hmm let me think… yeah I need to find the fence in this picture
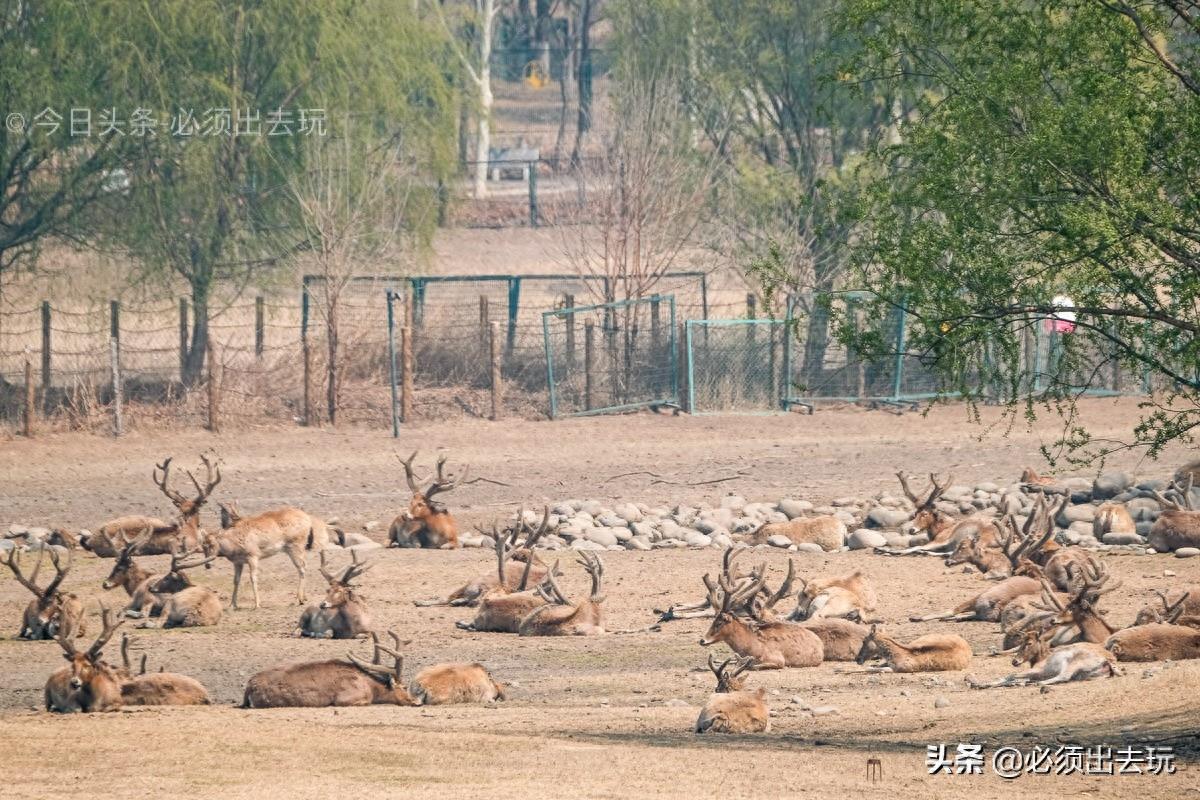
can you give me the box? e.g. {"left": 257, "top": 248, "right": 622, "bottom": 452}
{"left": 686, "top": 319, "right": 788, "bottom": 414}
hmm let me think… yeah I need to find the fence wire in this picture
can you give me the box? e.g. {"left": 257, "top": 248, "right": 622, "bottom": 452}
{"left": 686, "top": 320, "right": 787, "bottom": 414}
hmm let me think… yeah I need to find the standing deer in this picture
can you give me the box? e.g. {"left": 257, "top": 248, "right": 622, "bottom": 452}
{"left": 409, "top": 663, "right": 507, "bottom": 705}
{"left": 854, "top": 625, "right": 972, "bottom": 672}
{"left": 204, "top": 502, "right": 332, "bottom": 609}
{"left": 695, "top": 655, "right": 769, "bottom": 734}
{"left": 298, "top": 550, "right": 374, "bottom": 639}
{"left": 459, "top": 516, "right": 556, "bottom": 633}
{"left": 699, "top": 570, "right": 823, "bottom": 668}
{"left": 1148, "top": 476, "right": 1200, "bottom": 552}
{"left": 968, "top": 629, "right": 1119, "bottom": 688}
{"left": 243, "top": 632, "right": 420, "bottom": 708}
{"left": 388, "top": 452, "right": 470, "bottom": 549}
{"left": 518, "top": 552, "right": 607, "bottom": 636}
{"left": 2, "top": 548, "right": 83, "bottom": 640}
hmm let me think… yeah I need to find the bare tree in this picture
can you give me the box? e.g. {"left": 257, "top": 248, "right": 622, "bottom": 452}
{"left": 288, "top": 128, "right": 425, "bottom": 423}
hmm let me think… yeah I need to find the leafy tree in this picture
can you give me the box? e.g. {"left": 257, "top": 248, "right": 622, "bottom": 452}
{"left": 840, "top": 0, "right": 1200, "bottom": 462}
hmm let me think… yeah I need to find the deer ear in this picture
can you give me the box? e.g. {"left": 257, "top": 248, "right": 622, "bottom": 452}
{"left": 62, "top": 652, "right": 72, "bottom": 661}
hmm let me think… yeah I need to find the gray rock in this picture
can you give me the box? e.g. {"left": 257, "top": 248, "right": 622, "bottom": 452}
{"left": 778, "top": 499, "right": 813, "bottom": 519}
{"left": 834, "top": 510, "right": 858, "bottom": 527}
{"left": 663, "top": 698, "right": 690, "bottom": 708}
{"left": 1126, "top": 498, "right": 1161, "bottom": 521}
{"left": 1102, "top": 531, "right": 1142, "bottom": 546}
{"left": 867, "top": 507, "right": 911, "bottom": 530}
{"left": 1070, "top": 490, "right": 1092, "bottom": 505}
{"left": 907, "top": 533, "right": 930, "bottom": 546}
{"left": 976, "top": 481, "right": 1000, "bottom": 493}
{"left": 876, "top": 495, "right": 904, "bottom": 508}
{"left": 685, "top": 532, "right": 713, "bottom": 548}
{"left": 1136, "top": 479, "right": 1167, "bottom": 492}
{"left": 1068, "top": 521, "right": 1094, "bottom": 537}
{"left": 731, "top": 517, "right": 759, "bottom": 533}
{"left": 614, "top": 503, "right": 643, "bottom": 523}
{"left": 847, "top": 529, "right": 889, "bottom": 550}
{"left": 831, "top": 496, "right": 859, "bottom": 507}
{"left": 795, "top": 542, "right": 824, "bottom": 554}
{"left": 942, "top": 484, "right": 973, "bottom": 501}
{"left": 1174, "top": 547, "right": 1200, "bottom": 558}
{"left": 694, "top": 519, "right": 723, "bottom": 535}
{"left": 958, "top": 501, "right": 977, "bottom": 514}
{"left": 935, "top": 501, "right": 960, "bottom": 516}
{"left": 552, "top": 502, "right": 575, "bottom": 517}
{"left": 571, "top": 539, "right": 606, "bottom": 551}
{"left": 611, "top": 527, "right": 633, "bottom": 543}
{"left": 625, "top": 536, "right": 652, "bottom": 551}
{"left": 597, "top": 513, "right": 627, "bottom": 528}
{"left": 765, "top": 511, "right": 789, "bottom": 524}
{"left": 1063, "top": 477, "right": 1092, "bottom": 492}
{"left": 580, "top": 500, "right": 604, "bottom": 517}
{"left": 720, "top": 495, "right": 747, "bottom": 511}
{"left": 711, "top": 532, "right": 735, "bottom": 549}
{"left": 1059, "top": 504, "right": 1097, "bottom": 525}
{"left": 629, "top": 521, "right": 656, "bottom": 538}
{"left": 572, "top": 511, "right": 595, "bottom": 526}
{"left": 810, "top": 705, "right": 839, "bottom": 716}
{"left": 1093, "top": 471, "right": 1134, "bottom": 500}
{"left": 881, "top": 531, "right": 908, "bottom": 548}
{"left": 812, "top": 505, "right": 836, "bottom": 516}
{"left": 934, "top": 696, "right": 951, "bottom": 709}
{"left": 586, "top": 528, "right": 619, "bottom": 548}
{"left": 1136, "top": 520, "right": 1154, "bottom": 537}
{"left": 767, "top": 534, "right": 794, "bottom": 549}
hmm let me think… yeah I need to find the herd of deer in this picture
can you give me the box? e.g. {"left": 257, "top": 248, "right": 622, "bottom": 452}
{"left": 4, "top": 452, "right": 1200, "bottom": 735}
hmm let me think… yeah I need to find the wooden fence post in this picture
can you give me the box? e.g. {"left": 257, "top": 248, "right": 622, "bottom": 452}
{"left": 179, "top": 298, "right": 189, "bottom": 380}
{"left": 40, "top": 301, "right": 50, "bottom": 414}
{"left": 479, "top": 295, "right": 490, "bottom": 355}
{"left": 564, "top": 294, "right": 575, "bottom": 364}
{"left": 206, "top": 341, "right": 220, "bottom": 433}
{"left": 854, "top": 305, "right": 866, "bottom": 399}
{"left": 23, "top": 356, "right": 34, "bottom": 437}
{"left": 401, "top": 321, "right": 413, "bottom": 423}
{"left": 489, "top": 321, "right": 502, "bottom": 420}
{"left": 254, "top": 294, "right": 265, "bottom": 359}
{"left": 584, "top": 321, "right": 594, "bottom": 411}
{"left": 302, "top": 338, "right": 312, "bottom": 426}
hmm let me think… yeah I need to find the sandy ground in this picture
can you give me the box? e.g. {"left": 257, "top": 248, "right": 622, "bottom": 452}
{"left": 0, "top": 397, "right": 1198, "bottom": 799}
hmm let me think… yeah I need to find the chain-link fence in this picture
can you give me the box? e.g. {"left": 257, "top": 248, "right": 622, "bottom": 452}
{"left": 685, "top": 319, "right": 788, "bottom": 414}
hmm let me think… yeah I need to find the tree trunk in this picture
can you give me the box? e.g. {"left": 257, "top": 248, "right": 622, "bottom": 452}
{"left": 182, "top": 283, "right": 209, "bottom": 388}
{"left": 570, "top": 0, "right": 594, "bottom": 168}
{"left": 801, "top": 301, "right": 830, "bottom": 390}
{"left": 473, "top": 0, "right": 496, "bottom": 199}
{"left": 326, "top": 304, "right": 339, "bottom": 424}
{"left": 552, "top": 15, "right": 577, "bottom": 170}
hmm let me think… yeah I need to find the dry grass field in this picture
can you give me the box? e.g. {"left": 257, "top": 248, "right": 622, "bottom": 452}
{"left": 1, "top": 397, "right": 1197, "bottom": 798}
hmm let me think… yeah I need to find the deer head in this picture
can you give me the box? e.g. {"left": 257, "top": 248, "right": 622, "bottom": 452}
{"left": 344, "top": 631, "right": 419, "bottom": 705}
{"left": 708, "top": 653, "right": 756, "bottom": 693}
{"left": 102, "top": 530, "right": 152, "bottom": 591}
{"left": 57, "top": 602, "right": 125, "bottom": 701}
{"left": 897, "top": 472, "right": 953, "bottom": 533}
{"left": 1012, "top": 627, "right": 1055, "bottom": 667}
{"left": 151, "top": 546, "right": 217, "bottom": 594}
{"left": 995, "top": 494, "right": 1064, "bottom": 572}
{"left": 398, "top": 451, "right": 469, "bottom": 520}
{"left": 854, "top": 624, "right": 886, "bottom": 665}
{"left": 318, "top": 550, "right": 373, "bottom": 610}
{"left": 154, "top": 453, "right": 221, "bottom": 527}
{"left": 2, "top": 547, "right": 74, "bottom": 633}
{"left": 1135, "top": 590, "right": 1192, "bottom": 626}
{"left": 700, "top": 568, "right": 767, "bottom": 647}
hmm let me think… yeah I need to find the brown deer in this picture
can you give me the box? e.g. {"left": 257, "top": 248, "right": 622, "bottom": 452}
{"left": 789, "top": 569, "right": 879, "bottom": 622}
{"left": 945, "top": 497, "right": 1066, "bottom": 580}
{"left": 1148, "top": 476, "right": 1200, "bottom": 552}
{"left": 388, "top": 452, "right": 470, "bottom": 549}
{"left": 879, "top": 472, "right": 1001, "bottom": 556}
{"left": 49, "top": 603, "right": 127, "bottom": 713}
{"left": 655, "top": 547, "right": 758, "bottom": 622}
{"left": 1134, "top": 588, "right": 1200, "bottom": 628}
{"left": 968, "top": 628, "right": 1119, "bottom": 688}
{"left": 204, "top": 502, "right": 332, "bottom": 609}
{"left": 2, "top": 548, "right": 83, "bottom": 640}
{"left": 459, "top": 517, "right": 556, "bottom": 633}
{"left": 409, "top": 663, "right": 507, "bottom": 705}
{"left": 1034, "top": 558, "right": 1122, "bottom": 645}
{"left": 242, "top": 632, "right": 420, "bottom": 708}
{"left": 740, "top": 515, "right": 847, "bottom": 551}
{"left": 1093, "top": 502, "right": 1137, "bottom": 540}
{"left": 854, "top": 625, "right": 972, "bottom": 672}
{"left": 695, "top": 655, "right": 769, "bottom": 734}
{"left": 799, "top": 618, "right": 871, "bottom": 661}
{"left": 102, "top": 536, "right": 218, "bottom": 626}
{"left": 102, "top": 535, "right": 162, "bottom": 616}
{"left": 298, "top": 550, "right": 374, "bottom": 639}
{"left": 518, "top": 552, "right": 607, "bottom": 636}
{"left": 1105, "top": 621, "right": 1200, "bottom": 661}
{"left": 699, "top": 570, "right": 823, "bottom": 668}
{"left": 115, "top": 633, "right": 211, "bottom": 706}
{"left": 910, "top": 575, "right": 1043, "bottom": 623}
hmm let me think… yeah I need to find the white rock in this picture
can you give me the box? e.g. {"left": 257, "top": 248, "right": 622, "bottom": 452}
{"left": 585, "top": 528, "right": 619, "bottom": 548}
{"left": 795, "top": 542, "right": 824, "bottom": 554}
{"left": 767, "top": 534, "right": 793, "bottom": 549}
{"left": 778, "top": 499, "right": 813, "bottom": 519}
{"left": 847, "top": 529, "right": 888, "bottom": 550}
{"left": 685, "top": 531, "right": 712, "bottom": 548}
{"left": 1174, "top": 547, "right": 1200, "bottom": 558}
{"left": 720, "top": 495, "right": 747, "bottom": 511}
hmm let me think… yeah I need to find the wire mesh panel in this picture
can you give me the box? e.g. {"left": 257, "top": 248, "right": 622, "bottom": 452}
{"left": 686, "top": 319, "right": 788, "bottom": 414}
{"left": 543, "top": 295, "right": 678, "bottom": 417}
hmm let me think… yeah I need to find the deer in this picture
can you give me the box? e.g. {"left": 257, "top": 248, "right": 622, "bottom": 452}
{"left": 1134, "top": 588, "right": 1200, "bottom": 628}
{"left": 699, "top": 567, "right": 823, "bottom": 668}
{"left": 1033, "top": 558, "right": 1122, "bottom": 646}
{"left": 877, "top": 472, "right": 1001, "bottom": 556}
{"left": 204, "top": 501, "right": 333, "bottom": 609}
{"left": 789, "top": 569, "right": 879, "bottom": 622}
{"left": 1105, "top": 621, "right": 1200, "bottom": 661}
{"left": 655, "top": 547, "right": 759, "bottom": 622}
{"left": 101, "top": 535, "right": 218, "bottom": 626}
{"left": 909, "top": 575, "right": 1043, "bottom": 623}
{"left": 83, "top": 455, "right": 221, "bottom": 557}
{"left": 243, "top": 632, "right": 420, "bottom": 708}
{"left": 408, "top": 662, "right": 507, "bottom": 705}
{"left": 48, "top": 603, "right": 127, "bottom": 712}
{"left": 968, "top": 628, "right": 1119, "bottom": 688}
{"left": 459, "top": 517, "right": 557, "bottom": 633}
{"left": 798, "top": 618, "right": 871, "bottom": 661}
{"left": 854, "top": 625, "right": 972, "bottom": 672}
{"left": 945, "top": 496, "right": 1065, "bottom": 581}
{"left": 695, "top": 655, "right": 769, "bottom": 734}
{"left": 518, "top": 552, "right": 607, "bottom": 636}
{"left": 115, "top": 633, "right": 211, "bottom": 706}
{"left": 1148, "top": 475, "right": 1200, "bottom": 552}
{"left": 2, "top": 547, "right": 83, "bottom": 640}
{"left": 1093, "top": 502, "right": 1137, "bottom": 540}
{"left": 388, "top": 452, "right": 470, "bottom": 549}
{"left": 297, "top": 550, "right": 374, "bottom": 639}
{"left": 740, "top": 515, "right": 847, "bottom": 551}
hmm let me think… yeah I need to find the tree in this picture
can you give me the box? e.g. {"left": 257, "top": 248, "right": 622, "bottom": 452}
{"left": 840, "top": 0, "right": 1200, "bottom": 462}
{"left": 103, "top": 0, "right": 454, "bottom": 386}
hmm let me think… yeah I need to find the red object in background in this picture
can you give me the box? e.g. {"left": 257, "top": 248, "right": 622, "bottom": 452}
{"left": 1048, "top": 319, "right": 1076, "bottom": 334}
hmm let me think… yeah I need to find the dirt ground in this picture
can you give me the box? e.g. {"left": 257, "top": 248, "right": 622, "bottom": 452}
{"left": 0, "top": 397, "right": 1197, "bottom": 799}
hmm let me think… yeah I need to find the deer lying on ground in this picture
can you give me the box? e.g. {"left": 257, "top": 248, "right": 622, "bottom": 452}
{"left": 388, "top": 452, "right": 470, "bottom": 549}
{"left": 1105, "top": 621, "right": 1200, "bottom": 661}
{"left": 84, "top": 455, "right": 221, "bottom": 557}
{"left": 655, "top": 547, "right": 758, "bottom": 622}
{"left": 1026, "top": 557, "right": 1120, "bottom": 646}
{"left": 1148, "top": 476, "right": 1200, "bottom": 552}
{"left": 910, "top": 575, "right": 1043, "bottom": 623}
{"left": 877, "top": 473, "right": 1001, "bottom": 556}
{"left": 46, "top": 632, "right": 145, "bottom": 713}
{"left": 854, "top": 625, "right": 972, "bottom": 672}
{"left": 944, "top": 496, "right": 1070, "bottom": 582}
{"left": 298, "top": 550, "right": 374, "bottom": 639}
{"left": 740, "top": 515, "right": 847, "bottom": 551}
{"left": 799, "top": 618, "right": 871, "bottom": 661}
{"left": 695, "top": 655, "right": 769, "bottom": 734}
{"left": 789, "top": 569, "right": 879, "bottom": 622}
{"left": 2, "top": 548, "right": 83, "bottom": 640}
{"left": 1134, "top": 588, "right": 1200, "bottom": 628}
{"left": 518, "top": 552, "right": 607, "bottom": 636}
{"left": 409, "top": 662, "right": 507, "bottom": 705}
{"left": 243, "top": 632, "right": 419, "bottom": 708}
{"left": 204, "top": 501, "right": 332, "bottom": 609}
{"left": 119, "top": 633, "right": 211, "bottom": 706}
{"left": 968, "top": 628, "right": 1119, "bottom": 688}
{"left": 101, "top": 536, "right": 220, "bottom": 627}
{"left": 699, "top": 566, "right": 823, "bottom": 668}
{"left": 1093, "top": 502, "right": 1137, "bottom": 539}
{"left": 459, "top": 517, "right": 556, "bottom": 633}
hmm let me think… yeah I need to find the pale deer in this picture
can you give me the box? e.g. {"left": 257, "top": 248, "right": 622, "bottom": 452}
{"left": 878, "top": 472, "right": 1001, "bottom": 556}
{"left": 2, "top": 548, "right": 83, "bottom": 640}
{"left": 695, "top": 655, "right": 769, "bottom": 734}
{"left": 48, "top": 603, "right": 126, "bottom": 713}
{"left": 1093, "top": 502, "right": 1136, "bottom": 540}
{"left": 799, "top": 618, "right": 871, "bottom": 661}
{"left": 242, "top": 632, "right": 419, "bottom": 708}
{"left": 968, "top": 628, "right": 1119, "bottom": 688}
{"left": 741, "top": 514, "right": 847, "bottom": 551}
{"left": 298, "top": 550, "right": 374, "bottom": 639}
{"left": 1174, "top": 459, "right": 1200, "bottom": 487}
{"left": 1148, "top": 476, "right": 1200, "bottom": 552}
{"left": 518, "top": 552, "right": 607, "bottom": 636}
{"left": 1105, "top": 621, "right": 1200, "bottom": 661}
{"left": 204, "top": 502, "right": 332, "bottom": 609}
{"left": 1134, "top": 588, "right": 1200, "bottom": 628}
{"left": 789, "top": 569, "right": 878, "bottom": 622}
{"left": 910, "top": 576, "right": 1043, "bottom": 623}
{"left": 459, "top": 517, "right": 556, "bottom": 633}
{"left": 854, "top": 625, "right": 972, "bottom": 672}
{"left": 699, "top": 570, "right": 823, "bottom": 668}
{"left": 409, "top": 663, "right": 507, "bottom": 705}
{"left": 388, "top": 452, "right": 470, "bottom": 549}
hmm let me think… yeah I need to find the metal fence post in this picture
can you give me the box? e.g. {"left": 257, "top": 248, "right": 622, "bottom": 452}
{"left": 528, "top": 161, "right": 539, "bottom": 227}
{"left": 564, "top": 294, "right": 576, "bottom": 364}
{"left": 109, "top": 300, "right": 123, "bottom": 437}
{"left": 781, "top": 296, "right": 794, "bottom": 409}
{"left": 686, "top": 320, "right": 696, "bottom": 413}
{"left": 584, "top": 320, "right": 594, "bottom": 411}
{"left": 479, "top": 295, "right": 490, "bottom": 355}
{"left": 668, "top": 296, "right": 678, "bottom": 405}
{"left": 40, "top": 301, "right": 50, "bottom": 413}
{"left": 387, "top": 290, "right": 399, "bottom": 437}
{"left": 506, "top": 277, "right": 521, "bottom": 359}
{"left": 23, "top": 355, "right": 34, "bottom": 437}
{"left": 254, "top": 294, "right": 265, "bottom": 359}
{"left": 543, "top": 310, "right": 558, "bottom": 419}
{"left": 490, "top": 320, "right": 503, "bottom": 419}
{"left": 401, "top": 309, "right": 414, "bottom": 423}
{"left": 206, "top": 340, "right": 219, "bottom": 433}
{"left": 891, "top": 300, "right": 907, "bottom": 401}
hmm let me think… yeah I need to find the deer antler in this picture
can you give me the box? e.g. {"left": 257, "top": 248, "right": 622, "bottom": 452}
{"left": 578, "top": 552, "right": 605, "bottom": 604}
{"left": 760, "top": 558, "right": 797, "bottom": 612}
{"left": 397, "top": 451, "right": 422, "bottom": 494}
{"left": 337, "top": 549, "right": 372, "bottom": 586}
{"left": 41, "top": 548, "right": 73, "bottom": 600}
{"left": 183, "top": 452, "right": 221, "bottom": 506}
{"left": 425, "top": 454, "right": 469, "bottom": 501}
{"left": 153, "top": 457, "right": 188, "bottom": 505}
{"left": 896, "top": 471, "right": 920, "bottom": 504}
{"left": 1165, "top": 591, "right": 1191, "bottom": 624}
{"left": 0, "top": 548, "right": 46, "bottom": 598}
{"left": 536, "top": 560, "right": 569, "bottom": 605}
{"left": 86, "top": 601, "right": 126, "bottom": 661}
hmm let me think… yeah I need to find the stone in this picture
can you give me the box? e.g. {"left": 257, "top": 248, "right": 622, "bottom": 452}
{"left": 625, "top": 537, "right": 652, "bottom": 551}
{"left": 1102, "top": 531, "right": 1142, "bottom": 546}
{"left": 942, "top": 484, "right": 973, "bottom": 501}
{"left": 663, "top": 698, "right": 689, "bottom": 708}
{"left": 847, "top": 529, "right": 888, "bottom": 550}
{"left": 1136, "top": 479, "right": 1167, "bottom": 492}
{"left": 934, "top": 696, "right": 951, "bottom": 709}
{"left": 810, "top": 705, "right": 839, "bottom": 716}
{"left": 571, "top": 539, "right": 606, "bottom": 551}
{"left": 866, "top": 507, "right": 910, "bottom": 529}
{"left": 611, "top": 527, "right": 633, "bottom": 543}
{"left": 767, "top": 534, "right": 794, "bottom": 549}
{"left": 597, "top": 513, "right": 627, "bottom": 528}
{"left": 834, "top": 510, "right": 857, "bottom": 527}
{"left": 614, "top": 503, "right": 643, "bottom": 523}
{"left": 976, "top": 481, "right": 1000, "bottom": 493}
{"left": 579, "top": 500, "right": 604, "bottom": 517}
{"left": 731, "top": 516, "right": 759, "bottom": 533}
{"left": 720, "top": 495, "right": 747, "bottom": 511}
{"left": 1174, "top": 547, "right": 1200, "bottom": 558}
{"left": 778, "top": 499, "right": 813, "bottom": 518}
{"left": 1136, "top": 521, "right": 1154, "bottom": 537}
{"left": 1059, "top": 504, "right": 1096, "bottom": 525}
{"left": 711, "top": 532, "right": 734, "bottom": 549}
{"left": 795, "top": 542, "right": 824, "bottom": 553}
{"left": 629, "top": 521, "right": 656, "bottom": 538}
{"left": 362, "top": 520, "right": 379, "bottom": 532}
{"left": 572, "top": 511, "right": 595, "bottom": 526}
{"left": 907, "top": 533, "right": 930, "bottom": 547}
{"left": 685, "top": 531, "right": 713, "bottom": 548}
{"left": 881, "top": 531, "right": 908, "bottom": 549}
{"left": 1093, "top": 471, "right": 1134, "bottom": 500}
{"left": 1068, "top": 520, "right": 1095, "bottom": 538}
{"left": 831, "top": 496, "right": 858, "bottom": 507}
{"left": 585, "top": 528, "right": 619, "bottom": 548}
{"left": 765, "top": 511, "right": 789, "bottom": 524}
{"left": 552, "top": 502, "right": 575, "bottom": 517}
{"left": 1063, "top": 477, "right": 1093, "bottom": 492}
{"left": 1126, "top": 498, "right": 1161, "bottom": 521}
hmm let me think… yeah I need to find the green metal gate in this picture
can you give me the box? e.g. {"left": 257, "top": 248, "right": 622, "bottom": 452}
{"left": 685, "top": 318, "right": 789, "bottom": 413}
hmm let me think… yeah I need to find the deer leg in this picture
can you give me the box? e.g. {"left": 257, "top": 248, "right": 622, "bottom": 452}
{"left": 230, "top": 562, "right": 244, "bottom": 609}
{"left": 285, "top": 547, "right": 307, "bottom": 604}
{"left": 249, "top": 558, "right": 262, "bottom": 610}
{"left": 910, "top": 610, "right": 975, "bottom": 622}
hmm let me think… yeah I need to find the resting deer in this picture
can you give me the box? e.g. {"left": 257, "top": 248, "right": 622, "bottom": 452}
{"left": 84, "top": 455, "right": 220, "bottom": 557}
{"left": 655, "top": 547, "right": 758, "bottom": 623}
{"left": 945, "top": 496, "right": 1066, "bottom": 581}
{"left": 1033, "top": 557, "right": 1122, "bottom": 645}
{"left": 459, "top": 516, "right": 556, "bottom": 633}
{"left": 1134, "top": 588, "right": 1200, "bottom": 628}
{"left": 789, "top": 569, "right": 878, "bottom": 622}
{"left": 2, "top": 548, "right": 83, "bottom": 640}
{"left": 1093, "top": 502, "right": 1136, "bottom": 539}
{"left": 854, "top": 625, "right": 972, "bottom": 672}
{"left": 409, "top": 662, "right": 507, "bottom": 705}
{"left": 1148, "top": 476, "right": 1200, "bottom": 552}
{"left": 298, "top": 550, "right": 374, "bottom": 639}
{"left": 699, "top": 568, "right": 823, "bottom": 668}
{"left": 799, "top": 618, "right": 871, "bottom": 661}
{"left": 968, "top": 628, "right": 1119, "bottom": 688}
{"left": 740, "top": 515, "right": 847, "bottom": 551}
{"left": 877, "top": 472, "right": 1001, "bottom": 556}
{"left": 695, "top": 655, "right": 769, "bottom": 734}
{"left": 415, "top": 510, "right": 557, "bottom": 608}
{"left": 115, "top": 633, "right": 211, "bottom": 706}
{"left": 388, "top": 452, "right": 469, "bottom": 549}
{"left": 1105, "top": 621, "right": 1200, "bottom": 661}
{"left": 910, "top": 575, "right": 1042, "bottom": 623}
{"left": 518, "top": 552, "right": 607, "bottom": 636}
{"left": 204, "top": 501, "right": 332, "bottom": 609}
{"left": 102, "top": 536, "right": 219, "bottom": 628}
{"left": 48, "top": 603, "right": 127, "bottom": 712}
{"left": 243, "top": 632, "right": 419, "bottom": 708}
